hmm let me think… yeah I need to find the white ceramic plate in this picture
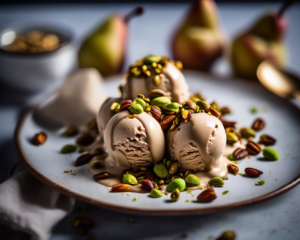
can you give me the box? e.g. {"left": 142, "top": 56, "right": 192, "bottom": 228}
{"left": 16, "top": 71, "right": 300, "bottom": 215}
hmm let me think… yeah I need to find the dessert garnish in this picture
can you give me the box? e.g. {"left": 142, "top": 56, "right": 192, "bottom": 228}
{"left": 255, "top": 180, "right": 265, "bottom": 186}
{"left": 227, "top": 164, "right": 239, "bottom": 175}
{"left": 244, "top": 168, "right": 263, "bottom": 178}
{"left": 259, "top": 134, "right": 276, "bottom": 146}
{"left": 240, "top": 127, "right": 256, "bottom": 139}
{"left": 216, "top": 230, "right": 236, "bottom": 240}
{"left": 150, "top": 189, "right": 163, "bottom": 198}
{"left": 251, "top": 118, "right": 265, "bottom": 131}
{"left": 32, "top": 132, "right": 47, "bottom": 145}
{"left": 263, "top": 148, "right": 279, "bottom": 161}
{"left": 62, "top": 126, "right": 79, "bottom": 137}
{"left": 208, "top": 177, "right": 224, "bottom": 187}
{"left": 127, "top": 55, "right": 182, "bottom": 86}
{"left": 75, "top": 153, "right": 94, "bottom": 166}
{"left": 228, "top": 148, "right": 248, "bottom": 160}
{"left": 171, "top": 188, "right": 180, "bottom": 202}
{"left": 60, "top": 144, "right": 77, "bottom": 154}
{"left": 197, "top": 188, "right": 217, "bottom": 202}
{"left": 246, "top": 141, "right": 262, "bottom": 155}
{"left": 222, "top": 190, "right": 229, "bottom": 195}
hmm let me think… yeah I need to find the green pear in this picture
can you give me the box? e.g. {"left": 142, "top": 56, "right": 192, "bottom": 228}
{"left": 230, "top": 1, "right": 294, "bottom": 80}
{"left": 78, "top": 7, "right": 143, "bottom": 77}
{"left": 172, "top": 0, "right": 226, "bottom": 71}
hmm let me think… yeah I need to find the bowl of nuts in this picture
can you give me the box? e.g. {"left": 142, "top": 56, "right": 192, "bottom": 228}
{"left": 0, "top": 22, "right": 76, "bottom": 92}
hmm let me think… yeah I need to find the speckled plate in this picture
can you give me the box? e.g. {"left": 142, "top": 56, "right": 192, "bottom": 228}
{"left": 16, "top": 71, "right": 300, "bottom": 215}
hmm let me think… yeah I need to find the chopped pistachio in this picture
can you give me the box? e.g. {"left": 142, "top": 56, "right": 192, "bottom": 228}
{"left": 60, "top": 144, "right": 77, "bottom": 154}
{"left": 250, "top": 107, "right": 258, "bottom": 114}
{"left": 222, "top": 190, "right": 229, "bottom": 195}
{"left": 255, "top": 180, "right": 265, "bottom": 186}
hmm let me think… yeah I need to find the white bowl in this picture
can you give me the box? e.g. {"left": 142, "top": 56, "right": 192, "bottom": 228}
{"left": 0, "top": 22, "right": 76, "bottom": 92}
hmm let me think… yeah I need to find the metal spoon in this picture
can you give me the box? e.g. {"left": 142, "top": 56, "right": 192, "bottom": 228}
{"left": 257, "top": 60, "right": 300, "bottom": 102}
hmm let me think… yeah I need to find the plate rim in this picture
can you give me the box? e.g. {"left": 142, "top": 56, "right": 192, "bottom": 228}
{"left": 15, "top": 87, "right": 300, "bottom": 216}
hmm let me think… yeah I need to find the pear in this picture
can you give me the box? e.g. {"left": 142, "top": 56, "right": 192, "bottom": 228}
{"left": 78, "top": 7, "right": 144, "bottom": 77}
{"left": 171, "top": 0, "right": 226, "bottom": 71}
{"left": 230, "top": 0, "right": 294, "bottom": 80}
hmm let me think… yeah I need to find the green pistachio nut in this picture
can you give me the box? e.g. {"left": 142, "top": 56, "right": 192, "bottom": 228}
{"left": 110, "top": 102, "right": 121, "bottom": 114}
{"left": 226, "top": 132, "right": 239, "bottom": 145}
{"left": 134, "top": 98, "right": 147, "bottom": 109}
{"left": 171, "top": 188, "right": 180, "bottom": 202}
{"left": 129, "top": 103, "right": 144, "bottom": 114}
{"left": 228, "top": 154, "right": 236, "bottom": 161}
{"left": 168, "top": 161, "right": 179, "bottom": 175}
{"left": 143, "top": 56, "right": 162, "bottom": 65}
{"left": 240, "top": 128, "right": 256, "bottom": 138}
{"left": 150, "top": 189, "right": 163, "bottom": 198}
{"left": 166, "top": 160, "right": 172, "bottom": 168}
{"left": 216, "top": 230, "right": 236, "bottom": 240}
{"left": 150, "top": 96, "right": 171, "bottom": 108}
{"left": 208, "top": 177, "right": 225, "bottom": 187}
{"left": 163, "top": 102, "right": 180, "bottom": 113}
{"left": 166, "top": 179, "right": 186, "bottom": 192}
{"left": 153, "top": 164, "right": 168, "bottom": 179}
{"left": 61, "top": 144, "right": 77, "bottom": 154}
{"left": 196, "top": 100, "right": 211, "bottom": 112}
{"left": 62, "top": 126, "right": 79, "bottom": 137}
{"left": 149, "top": 89, "right": 166, "bottom": 99}
{"left": 210, "top": 102, "right": 221, "bottom": 113}
{"left": 153, "top": 75, "right": 161, "bottom": 86}
{"left": 123, "top": 174, "right": 138, "bottom": 185}
{"left": 263, "top": 148, "right": 279, "bottom": 161}
{"left": 185, "top": 174, "right": 200, "bottom": 186}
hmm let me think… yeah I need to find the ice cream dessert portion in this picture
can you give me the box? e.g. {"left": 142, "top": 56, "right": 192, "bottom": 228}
{"left": 167, "top": 113, "right": 226, "bottom": 172}
{"left": 35, "top": 68, "right": 106, "bottom": 127}
{"left": 97, "top": 55, "right": 190, "bottom": 140}
{"left": 166, "top": 112, "right": 228, "bottom": 184}
{"left": 120, "top": 55, "right": 190, "bottom": 103}
{"left": 88, "top": 94, "right": 166, "bottom": 192}
{"left": 97, "top": 97, "right": 121, "bottom": 139}
{"left": 89, "top": 89, "right": 229, "bottom": 191}
{"left": 104, "top": 111, "right": 165, "bottom": 169}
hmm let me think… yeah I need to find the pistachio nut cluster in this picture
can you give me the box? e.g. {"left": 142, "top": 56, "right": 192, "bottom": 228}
{"left": 127, "top": 55, "right": 183, "bottom": 86}
{"left": 110, "top": 89, "right": 227, "bottom": 133}
{"left": 117, "top": 157, "right": 204, "bottom": 199}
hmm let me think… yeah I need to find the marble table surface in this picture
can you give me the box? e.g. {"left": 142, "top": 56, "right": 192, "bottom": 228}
{"left": 0, "top": 3, "right": 299, "bottom": 240}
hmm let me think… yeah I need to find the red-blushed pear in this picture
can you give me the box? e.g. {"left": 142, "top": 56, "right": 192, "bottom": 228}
{"left": 171, "top": 0, "right": 226, "bottom": 71}
{"left": 78, "top": 7, "right": 144, "bottom": 77}
{"left": 230, "top": 0, "right": 295, "bottom": 80}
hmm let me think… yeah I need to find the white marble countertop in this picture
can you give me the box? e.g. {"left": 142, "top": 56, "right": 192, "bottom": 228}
{"left": 0, "top": 3, "right": 300, "bottom": 240}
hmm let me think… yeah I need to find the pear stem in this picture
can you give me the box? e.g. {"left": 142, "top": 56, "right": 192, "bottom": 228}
{"left": 277, "top": 0, "right": 296, "bottom": 18}
{"left": 124, "top": 6, "right": 144, "bottom": 23}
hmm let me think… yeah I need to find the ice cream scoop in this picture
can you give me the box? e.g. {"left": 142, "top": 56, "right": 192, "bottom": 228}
{"left": 97, "top": 97, "right": 121, "bottom": 139}
{"left": 35, "top": 68, "right": 106, "bottom": 126}
{"left": 104, "top": 111, "right": 165, "bottom": 169}
{"left": 120, "top": 56, "right": 190, "bottom": 103}
{"left": 167, "top": 113, "right": 226, "bottom": 171}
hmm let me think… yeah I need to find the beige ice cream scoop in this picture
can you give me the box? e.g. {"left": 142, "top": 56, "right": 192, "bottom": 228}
{"left": 167, "top": 113, "right": 226, "bottom": 172}
{"left": 97, "top": 97, "right": 121, "bottom": 139}
{"left": 121, "top": 56, "right": 190, "bottom": 103}
{"left": 104, "top": 111, "right": 165, "bottom": 169}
